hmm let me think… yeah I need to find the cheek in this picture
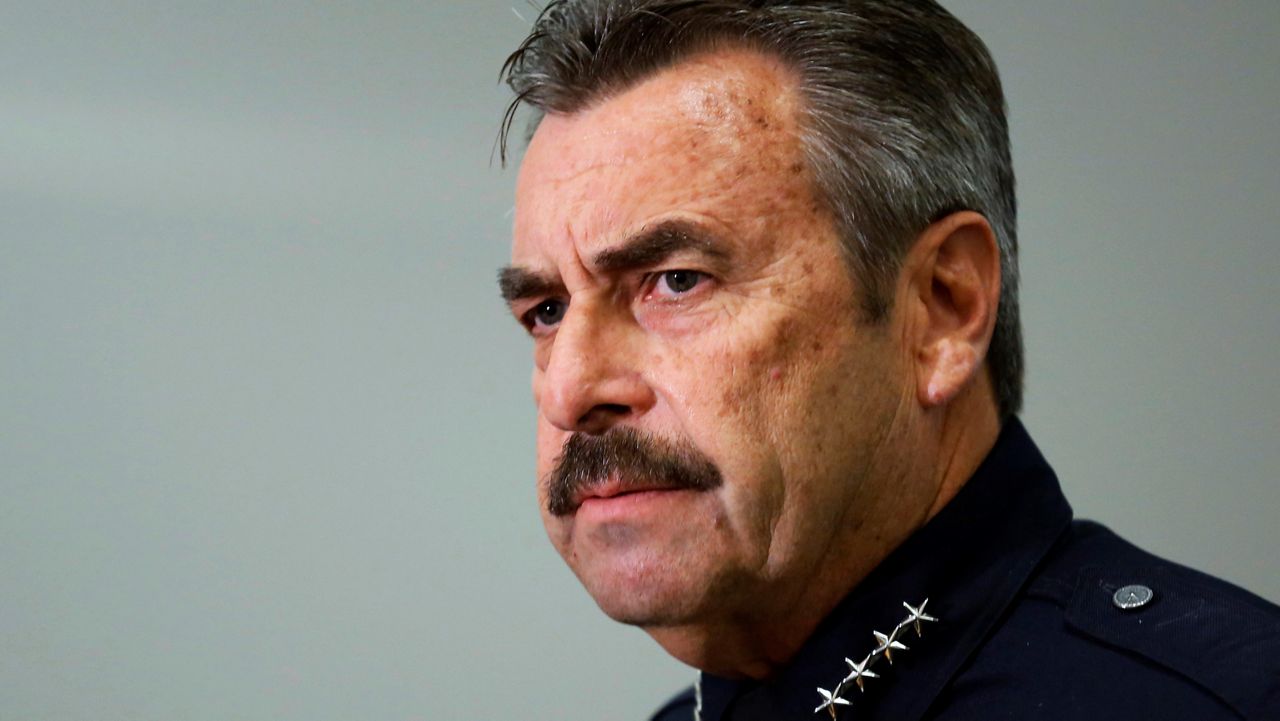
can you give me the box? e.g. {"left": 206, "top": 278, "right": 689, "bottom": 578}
{"left": 645, "top": 334, "right": 746, "bottom": 429}
{"left": 707, "top": 314, "right": 817, "bottom": 425}
{"left": 702, "top": 302, "right": 869, "bottom": 498}
{"left": 534, "top": 422, "right": 575, "bottom": 552}
{"left": 533, "top": 419, "right": 568, "bottom": 488}
{"left": 653, "top": 324, "right": 800, "bottom": 478}
{"left": 648, "top": 306, "right": 808, "bottom": 441}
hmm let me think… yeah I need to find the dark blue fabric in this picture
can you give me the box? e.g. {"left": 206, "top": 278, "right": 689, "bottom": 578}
{"left": 651, "top": 419, "right": 1280, "bottom": 721}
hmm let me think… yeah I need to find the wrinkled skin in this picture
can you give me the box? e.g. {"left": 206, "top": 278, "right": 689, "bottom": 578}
{"left": 506, "top": 49, "right": 998, "bottom": 677}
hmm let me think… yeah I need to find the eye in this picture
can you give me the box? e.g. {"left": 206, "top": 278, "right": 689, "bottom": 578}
{"left": 652, "top": 270, "right": 705, "bottom": 298}
{"left": 524, "top": 298, "right": 567, "bottom": 333}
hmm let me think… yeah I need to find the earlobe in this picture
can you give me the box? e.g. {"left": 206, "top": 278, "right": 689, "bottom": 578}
{"left": 903, "top": 211, "right": 1001, "bottom": 409}
{"left": 923, "top": 343, "right": 981, "bottom": 405}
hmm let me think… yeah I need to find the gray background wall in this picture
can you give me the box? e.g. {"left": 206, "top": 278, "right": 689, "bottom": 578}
{"left": 1, "top": 2, "right": 1275, "bottom": 719}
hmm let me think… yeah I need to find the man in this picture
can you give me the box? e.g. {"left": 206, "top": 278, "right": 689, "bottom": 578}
{"left": 496, "top": 1, "right": 1279, "bottom": 719}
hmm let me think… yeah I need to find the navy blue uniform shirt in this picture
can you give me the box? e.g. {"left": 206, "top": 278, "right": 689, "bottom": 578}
{"left": 651, "top": 419, "right": 1280, "bottom": 720}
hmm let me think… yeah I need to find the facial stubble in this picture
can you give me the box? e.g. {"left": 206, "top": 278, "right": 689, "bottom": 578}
{"left": 545, "top": 427, "right": 723, "bottom": 516}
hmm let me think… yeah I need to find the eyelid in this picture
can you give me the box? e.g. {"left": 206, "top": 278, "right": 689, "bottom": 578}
{"left": 515, "top": 297, "right": 566, "bottom": 336}
{"left": 511, "top": 300, "right": 539, "bottom": 328}
{"left": 642, "top": 268, "right": 713, "bottom": 300}
{"left": 514, "top": 267, "right": 712, "bottom": 334}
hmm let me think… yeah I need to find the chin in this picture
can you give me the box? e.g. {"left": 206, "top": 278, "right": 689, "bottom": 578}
{"left": 548, "top": 487, "right": 743, "bottom": 625}
{"left": 571, "top": 544, "right": 736, "bottom": 628}
{"left": 586, "top": 575, "right": 707, "bottom": 628}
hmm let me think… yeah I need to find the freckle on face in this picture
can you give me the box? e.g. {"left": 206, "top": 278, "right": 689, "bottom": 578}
{"left": 515, "top": 48, "right": 900, "bottom": 631}
{"left": 720, "top": 383, "right": 744, "bottom": 409}
{"left": 772, "top": 317, "right": 798, "bottom": 353}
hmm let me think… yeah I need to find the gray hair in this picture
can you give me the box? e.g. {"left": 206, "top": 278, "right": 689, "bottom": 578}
{"left": 499, "top": 0, "right": 1023, "bottom": 418}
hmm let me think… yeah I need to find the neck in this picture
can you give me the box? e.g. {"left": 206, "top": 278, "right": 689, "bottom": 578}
{"left": 924, "top": 372, "right": 1002, "bottom": 521}
{"left": 647, "top": 618, "right": 818, "bottom": 679}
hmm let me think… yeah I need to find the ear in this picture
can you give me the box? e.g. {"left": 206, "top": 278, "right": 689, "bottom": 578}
{"left": 899, "top": 211, "right": 1001, "bottom": 408}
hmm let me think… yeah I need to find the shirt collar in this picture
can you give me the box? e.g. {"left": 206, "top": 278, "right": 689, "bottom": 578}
{"left": 697, "top": 418, "right": 1073, "bottom": 721}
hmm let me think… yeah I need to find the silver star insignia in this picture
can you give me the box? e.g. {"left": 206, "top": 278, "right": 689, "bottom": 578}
{"left": 873, "top": 629, "right": 908, "bottom": 663}
{"left": 814, "top": 685, "right": 851, "bottom": 717}
{"left": 903, "top": 599, "right": 939, "bottom": 636}
{"left": 843, "top": 656, "right": 880, "bottom": 692}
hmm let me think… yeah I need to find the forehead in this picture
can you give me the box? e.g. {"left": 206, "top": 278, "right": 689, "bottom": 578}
{"left": 512, "top": 49, "right": 812, "bottom": 262}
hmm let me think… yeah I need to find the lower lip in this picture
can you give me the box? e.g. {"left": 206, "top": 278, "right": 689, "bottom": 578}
{"left": 576, "top": 489, "right": 696, "bottom": 520}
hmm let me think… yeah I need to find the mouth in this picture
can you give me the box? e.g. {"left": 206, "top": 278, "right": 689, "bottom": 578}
{"left": 544, "top": 428, "right": 724, "bottom": 517}
{"left": 569, "top": 479, "right": 691, "bottom": 513}
{"left": 571, "top": 486, "right": 704, "bottom": 526}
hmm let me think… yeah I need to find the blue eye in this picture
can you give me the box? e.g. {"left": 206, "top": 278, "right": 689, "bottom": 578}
{"left": 656, "top": 270, "right": 704, "bottom": 296}
{"left": 529, "top": 299, "right": 566, "bottom": 329}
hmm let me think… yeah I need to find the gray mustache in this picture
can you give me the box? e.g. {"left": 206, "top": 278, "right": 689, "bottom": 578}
{"left": 546, "top": 427, "right": 723, "bottom": 516}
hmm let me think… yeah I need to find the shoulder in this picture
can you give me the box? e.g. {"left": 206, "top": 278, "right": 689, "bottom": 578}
{"left": 648, "top": 686, "right": 696, "bottom": 721}
{"left": 936, "top": 520, "right": 1280, "bottom": 721}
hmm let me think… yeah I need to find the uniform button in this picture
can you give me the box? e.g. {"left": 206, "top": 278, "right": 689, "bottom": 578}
{"left": 1113, "top": 584, "right": 1154, "bottom": 610}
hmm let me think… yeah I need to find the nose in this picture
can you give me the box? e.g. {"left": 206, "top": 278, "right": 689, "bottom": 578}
{"left": 536, "top": 300, "right": 655, "bottom": 435}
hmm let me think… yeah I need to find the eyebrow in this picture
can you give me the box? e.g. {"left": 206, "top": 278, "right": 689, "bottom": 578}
{"left": 498, "top": 219, "right": 730, "bottom": 305}
{"left": 592, "top": 219, "right": 730, "bottom": 273}
{"left": 498, "top": 265, "right": 560, "bottom": 305}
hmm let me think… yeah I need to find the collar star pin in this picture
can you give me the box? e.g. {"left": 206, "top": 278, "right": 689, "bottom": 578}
{"left": 872, "top": 629, "right": 908, "bottom": 663}
{"left": 903, "top": 599, "right": 938, "bottom": 636}
{"left": 813, "top": 598, "right": 940, "bottom": 719}
{"left": 843, "top": 657, "right": 879, "bottom": 692}
{"left": 814, "top": 686, "right": 851, "bottom": 716}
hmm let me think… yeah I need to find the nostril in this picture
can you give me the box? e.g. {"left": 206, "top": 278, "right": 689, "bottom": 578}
{"left": 577, "top": 403, "right": 631, "bottom": 433}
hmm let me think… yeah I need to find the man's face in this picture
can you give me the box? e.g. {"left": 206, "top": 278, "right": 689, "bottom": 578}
{"left": 506, "top": 50, "right": 922, "bottom": 629}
